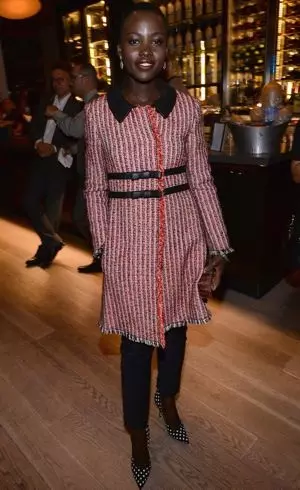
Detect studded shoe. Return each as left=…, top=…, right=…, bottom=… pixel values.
left=154, top=391, right=189, bottom=444
left=131, top=425, right=151, bottom=489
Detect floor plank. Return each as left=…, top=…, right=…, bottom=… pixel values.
left=185, top=345, right=300, bottom=457
left=0, top=376, right=102, bottom=489
left=0, top=425, right=50, bottom=490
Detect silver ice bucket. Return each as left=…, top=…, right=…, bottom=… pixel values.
left=228, top=122, right=288, bottom=155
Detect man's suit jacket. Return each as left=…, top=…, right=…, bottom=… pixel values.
left=53, top=92, right=99, bottom=181
left=30, top=94, right=83, bottom=171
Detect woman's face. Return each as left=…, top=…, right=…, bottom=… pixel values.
left=119, top=10, right=167, bottom=83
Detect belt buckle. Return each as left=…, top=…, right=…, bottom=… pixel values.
left=132, top=190, right=143, bottom=199
left=131, top=190, right=153, bottom=199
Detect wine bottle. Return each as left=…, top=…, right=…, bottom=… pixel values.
left=175, top=31, right=183, bottom=57
left=159, top=3, right=167, bottom=17
left=167, top=34, right=177, bottom=77
left=205, top=0, right=214, bottom=15
left=216, top=23, right=222, bottom=47
left=195, top=0, right=203, bottom=17
left=184, top=0, right=193, bottom=21
left=216, top=0, right=222, bottom=13
left=167, top=2, right=175, bottom=26
left=185, top=28, right=195, bottom=85
left=261, top=55, right=283, bottom=122
left=205, top=26, right=213, bottom=49
left=206, top=57, right=213, bottom=84
left=182, top=51, right=188, bottom=85
left=175, top=0, right=182, bottom=24
left=167, top=33, right=176, bottom=53
left=217, top=57, right=222, bottom=82
left=194, top=28, right=203, bottom=85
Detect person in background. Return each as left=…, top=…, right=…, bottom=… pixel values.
left=0, top=98, right=18, bottom=121
left=45, top=63, right=101, bottom=274
left=23, top=61, right=83, bottom=269
left=0, top=97, right=24, bottom=136
left=84, top=3, right=231, bottom=488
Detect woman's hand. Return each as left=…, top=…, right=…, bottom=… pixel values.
left=211, top=261, right=225, bottom=291
left=207, top=256, right=226, bottom=291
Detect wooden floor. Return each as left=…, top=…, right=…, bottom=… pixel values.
left=0, top=217, right=300, bottom=490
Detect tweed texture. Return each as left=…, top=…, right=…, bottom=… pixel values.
left=84, top=91, right=230, bottom=347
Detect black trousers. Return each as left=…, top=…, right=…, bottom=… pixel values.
left=72, top=185, right=92, bottom=245
left=23, top=157, right=69, bottom=244
left=121, top=326, right=187, bottom=430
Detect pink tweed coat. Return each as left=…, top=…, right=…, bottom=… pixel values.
left=84, top=85, right=231, bottom=347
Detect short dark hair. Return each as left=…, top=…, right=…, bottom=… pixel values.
left=119, top=2, right=167, bottom=39
left=51, top=60, right=72, bottom=76
left=77, top=63, right=98, bottom=83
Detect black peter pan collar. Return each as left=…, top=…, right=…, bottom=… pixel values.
left=107, top=82, right=177, bottom=123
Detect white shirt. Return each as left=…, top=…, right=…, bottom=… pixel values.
left=43, top=93, right=71, bottom=144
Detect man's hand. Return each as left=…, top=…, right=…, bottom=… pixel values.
left=36, top=141, right=56, bottom=158
left=62, top=147, right=71, bottom=156
left=45, top=105, right=59, bottom=118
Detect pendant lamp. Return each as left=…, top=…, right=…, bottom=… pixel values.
left=0, top=0, right=41, bottom=20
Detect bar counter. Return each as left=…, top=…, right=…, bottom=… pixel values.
left=210, top=150, right=292, bottom=167
left=0, top=137, right=294, bottom=298
left=209, top=150, right=293, bottom=298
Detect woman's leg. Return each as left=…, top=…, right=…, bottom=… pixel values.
left=121, top=336, right=154, bottom=465
left=156, top=326, right=187, bottom=428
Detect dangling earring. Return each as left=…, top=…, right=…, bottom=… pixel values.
left=120, top=58, right=124, bottom=70
left=163, top=61, right=167, bottom=70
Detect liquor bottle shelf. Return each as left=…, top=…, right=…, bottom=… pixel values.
left=187, top=82, right=220, bottom=88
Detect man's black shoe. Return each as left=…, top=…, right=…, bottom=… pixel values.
left=77, top=258, right=102, bottom=274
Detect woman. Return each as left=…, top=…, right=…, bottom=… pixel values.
left=84, top=3, right=231, bottom=488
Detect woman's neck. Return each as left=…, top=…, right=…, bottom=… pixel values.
left=122, top=77, right=161, bottom=106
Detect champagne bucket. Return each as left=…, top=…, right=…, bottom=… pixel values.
left=228, top=122, right=288, bottom=155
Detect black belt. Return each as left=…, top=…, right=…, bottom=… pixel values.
left=107, top=165, right=186, bottom=181
left=108, top=183, right=189, bottom=199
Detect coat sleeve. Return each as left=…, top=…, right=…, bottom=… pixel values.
left=84, top=101, right=108, bottom=255
left=186, top=100, right=232, bottom=257
left=53, top=110, right=84, bottom=139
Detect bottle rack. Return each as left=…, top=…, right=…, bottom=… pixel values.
left=62, top=11, right=85, bottom=62
left=229, top=0, right=268, bottom=106
left=276, top=0, right=300, bottom=99
left=84, top=1, right=111, bottom=85
left=158, top=0, right=224, bottom=102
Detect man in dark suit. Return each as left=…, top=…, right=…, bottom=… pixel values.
left=45, top=63, right=102, bottom=274
left=23, top=61, right=83, bottom=268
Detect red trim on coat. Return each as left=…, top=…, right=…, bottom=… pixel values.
left=147, top=106, right=166, bottom=348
